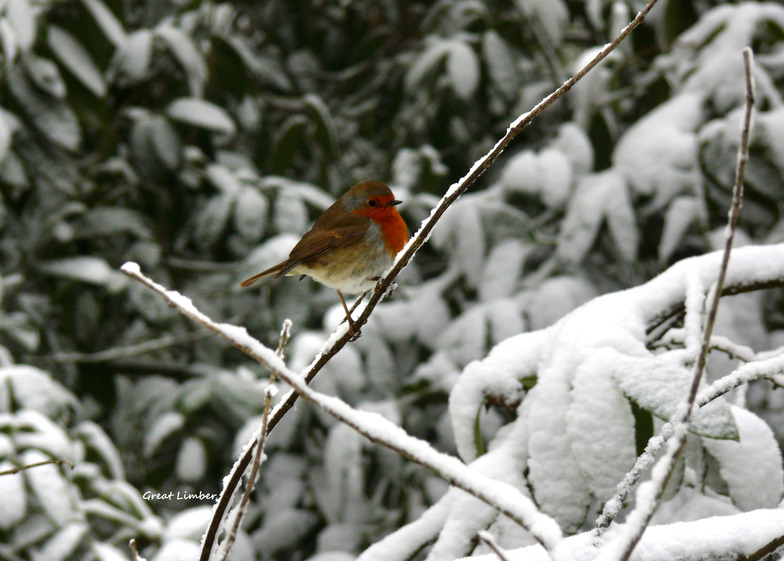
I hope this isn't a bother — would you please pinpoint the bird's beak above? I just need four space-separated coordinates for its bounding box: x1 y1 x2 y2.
388 199 403 207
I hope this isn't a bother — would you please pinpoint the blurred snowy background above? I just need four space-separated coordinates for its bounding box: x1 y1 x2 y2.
1 0 784 559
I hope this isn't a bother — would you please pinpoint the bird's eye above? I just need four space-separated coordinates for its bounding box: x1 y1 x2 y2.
367 199 377 208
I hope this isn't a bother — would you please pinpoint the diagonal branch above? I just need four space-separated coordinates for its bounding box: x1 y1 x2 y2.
266 0 663 449
196 1 663 556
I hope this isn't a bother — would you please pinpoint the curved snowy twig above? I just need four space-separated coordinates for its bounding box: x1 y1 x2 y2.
120 263 564 555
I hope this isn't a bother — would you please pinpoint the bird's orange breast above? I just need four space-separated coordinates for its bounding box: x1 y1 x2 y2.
377 210 409 255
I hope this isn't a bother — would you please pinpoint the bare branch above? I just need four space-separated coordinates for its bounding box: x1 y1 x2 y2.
0 458 74 476
215 376 276 561
264 0 663 435
36 330 211 364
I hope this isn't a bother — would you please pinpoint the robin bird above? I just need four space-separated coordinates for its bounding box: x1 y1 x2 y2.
241 181 409 334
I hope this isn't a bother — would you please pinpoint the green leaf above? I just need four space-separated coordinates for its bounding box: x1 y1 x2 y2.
0 460 27 528
73 207 152 239
702 407 784 510
557 170 628 265
0 312 40 351
612 356 739 441
80 0 128 48
516 0 567 46
194 193 235 251
270 115 309 174
233 186 268 242
473 407 486 457
404 39 450 93
482 30 519 101
7 66 81 152
38 256 126 290
0 19 19 63
205 163 241 194
455 203 485 287
0 150 28 191
166 97 236 136
271 190 308 235
303 94 339 158
108 29 152 86
155 24 207 97
144 412 185 457
658 196 703 263
21 53 67 99
447 39 480 101
604 177 638 262
630 399 654 457
73 421 125 480
0 108 17 162
7 0 35 51
22 449 75 526
47 25 107 97
32 522 88 561
129 114 179 182
176 436 207 483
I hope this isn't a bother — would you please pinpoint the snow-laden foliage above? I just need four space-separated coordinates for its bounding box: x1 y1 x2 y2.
442 247 784 545
1 0 784 560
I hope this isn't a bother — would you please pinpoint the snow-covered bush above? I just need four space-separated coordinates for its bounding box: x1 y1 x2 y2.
2 0 784 560
0 366 163 559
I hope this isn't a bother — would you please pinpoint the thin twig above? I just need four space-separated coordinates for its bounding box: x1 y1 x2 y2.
743 533 784 561
205 320 290 561
652 330 757 362
197 2 663 557
36 330 211 364
596 48 756 561
477 531 511 561
0 458 74 476
687 47 754 421
275 319 292 358
129 538 147 561
645 282 784 338
217 376 276 561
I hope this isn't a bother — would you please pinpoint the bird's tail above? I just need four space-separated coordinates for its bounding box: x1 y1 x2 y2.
240 263 287 287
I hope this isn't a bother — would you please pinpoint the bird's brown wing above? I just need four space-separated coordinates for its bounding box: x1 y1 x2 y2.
240 202 369 288
276 221 369 277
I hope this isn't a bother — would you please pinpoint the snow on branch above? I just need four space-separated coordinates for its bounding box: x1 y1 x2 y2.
595 350 784 534
120 262 564 554
594 47 757 561
463 508 784 561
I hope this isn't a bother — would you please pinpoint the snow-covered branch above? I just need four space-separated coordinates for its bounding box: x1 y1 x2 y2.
596 352 784 535
120 263 564 554
594 49 757 561
461 509 784 561
444 246 784 558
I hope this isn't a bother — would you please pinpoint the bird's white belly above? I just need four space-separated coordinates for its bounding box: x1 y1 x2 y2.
288 224 393 294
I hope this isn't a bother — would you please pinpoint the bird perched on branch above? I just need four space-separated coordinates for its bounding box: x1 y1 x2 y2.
241 181 409 334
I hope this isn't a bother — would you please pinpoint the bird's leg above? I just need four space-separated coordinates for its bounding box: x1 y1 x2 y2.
336 290 356 335
348 291 368 315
